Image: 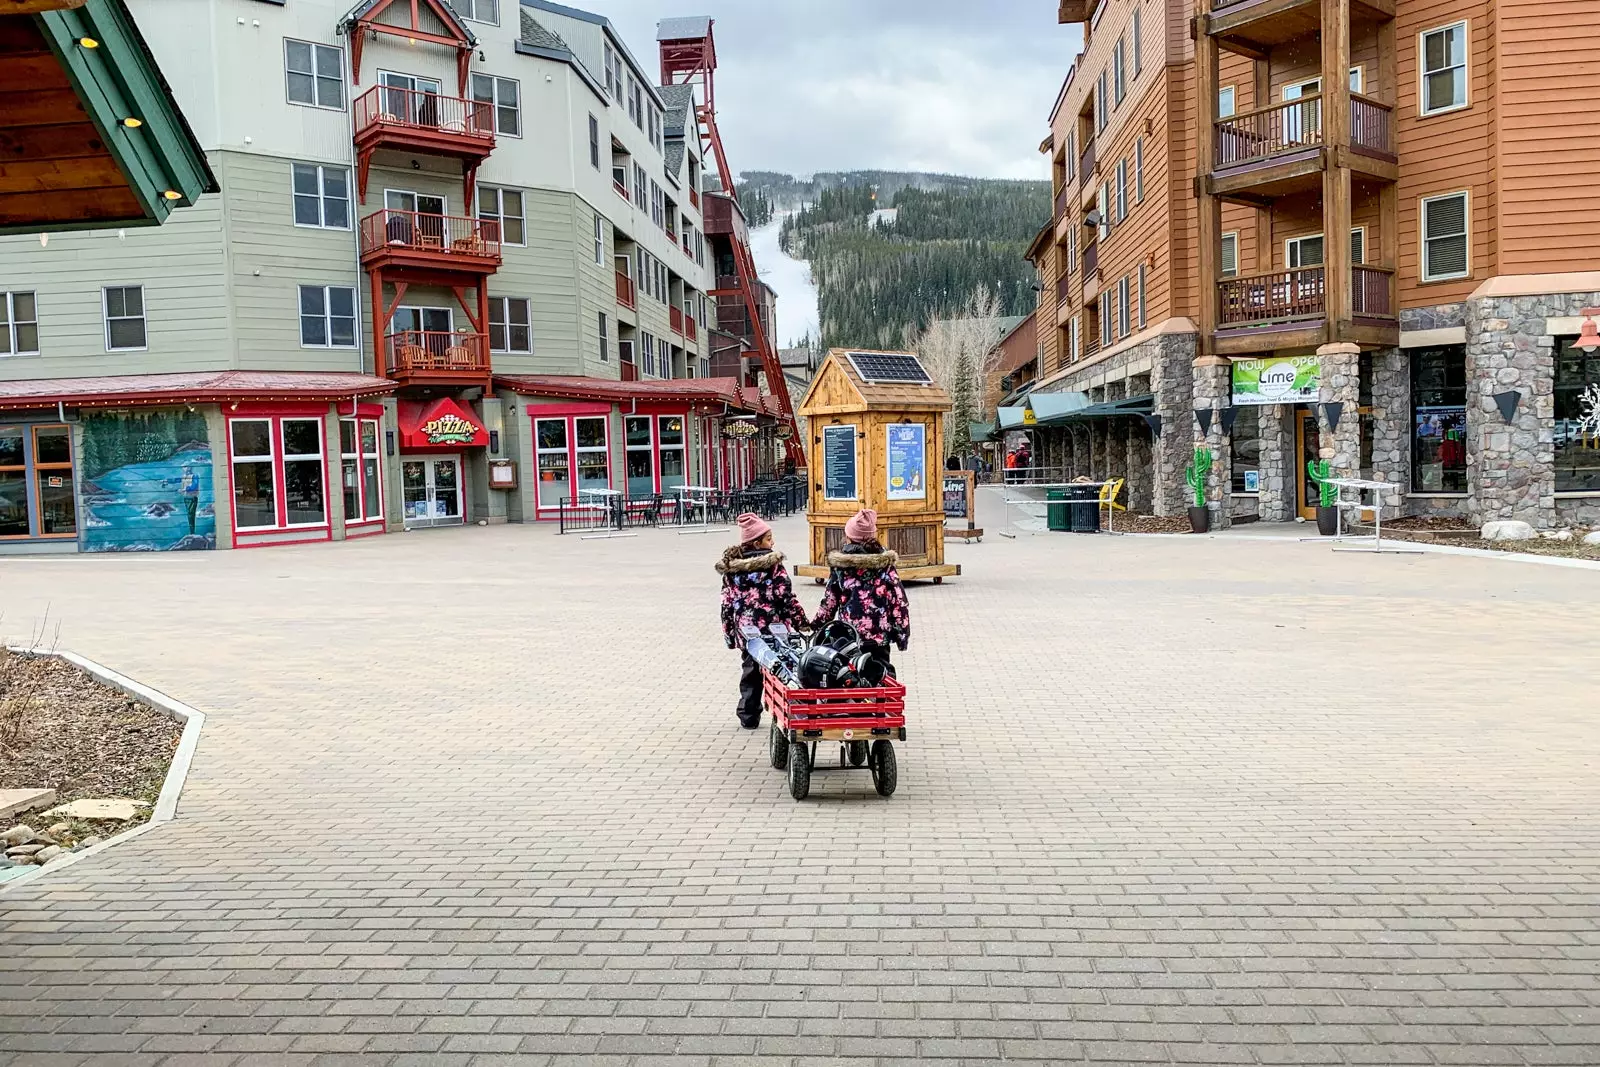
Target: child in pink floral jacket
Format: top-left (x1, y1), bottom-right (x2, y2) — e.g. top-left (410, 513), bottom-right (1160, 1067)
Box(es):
top-left (715, 512), bottom-right (808, 728)
top-left (811, 509), bottom-right (910, 673)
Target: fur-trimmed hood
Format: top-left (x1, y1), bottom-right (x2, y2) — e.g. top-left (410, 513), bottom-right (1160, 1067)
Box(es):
top-left (715, 546), bottom-right (785, 575)
top-left (826, 548), bottom-right (898, 570)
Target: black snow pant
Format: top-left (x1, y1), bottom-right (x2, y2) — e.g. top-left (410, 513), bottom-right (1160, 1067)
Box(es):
top-left (737, 652), bottom-right (764, 727)
top-left (865, 643), bottom-right (897, 680)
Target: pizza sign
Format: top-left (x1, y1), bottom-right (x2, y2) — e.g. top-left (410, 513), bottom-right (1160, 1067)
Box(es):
top-left (423, 413), bottom-right (481, 445)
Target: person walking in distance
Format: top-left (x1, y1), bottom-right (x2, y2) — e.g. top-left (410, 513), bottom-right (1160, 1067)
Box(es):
top-left (715, 512), bottom-right (809, 729)
top-left (811, 508), bottom-right (910, 677)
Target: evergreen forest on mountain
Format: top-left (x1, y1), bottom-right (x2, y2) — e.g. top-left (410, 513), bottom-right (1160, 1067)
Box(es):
top-left (735, 171), bottom-right (1050, 352)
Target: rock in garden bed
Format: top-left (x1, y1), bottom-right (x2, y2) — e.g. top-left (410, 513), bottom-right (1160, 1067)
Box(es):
top-left (0, 650), bottom-right (179, 869)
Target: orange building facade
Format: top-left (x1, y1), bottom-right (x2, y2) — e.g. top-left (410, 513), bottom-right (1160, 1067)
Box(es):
top-left (1030, 0), bottom-right (1600, 528)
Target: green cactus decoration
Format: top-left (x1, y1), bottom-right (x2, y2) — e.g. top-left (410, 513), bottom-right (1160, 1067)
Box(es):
top-left (1306, 459), bottom-right (1338, 507)
top-left (1184, 447), bottom-right (1213, 508)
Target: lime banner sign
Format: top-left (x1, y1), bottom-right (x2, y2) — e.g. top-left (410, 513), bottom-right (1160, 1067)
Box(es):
top-left (1231, 355), bottom-right (1320, 406)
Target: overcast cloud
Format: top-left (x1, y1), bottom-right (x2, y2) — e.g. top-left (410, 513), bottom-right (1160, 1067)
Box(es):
top-left (578, 1), bottom-right (1084, 181)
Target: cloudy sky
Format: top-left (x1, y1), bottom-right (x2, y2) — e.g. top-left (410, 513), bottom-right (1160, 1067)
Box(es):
top-left (584, 2), bottom-right (1084, 182)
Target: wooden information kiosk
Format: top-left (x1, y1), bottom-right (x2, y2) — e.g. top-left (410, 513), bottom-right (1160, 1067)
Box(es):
top-left (795, 349), bottom-right (960, 583)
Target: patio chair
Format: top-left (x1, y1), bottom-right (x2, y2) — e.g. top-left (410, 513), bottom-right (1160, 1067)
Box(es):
top-left (1099, 478), bottom-right (1127, 531)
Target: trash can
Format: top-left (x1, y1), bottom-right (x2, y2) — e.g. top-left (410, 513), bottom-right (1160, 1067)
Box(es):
top-left (1046, 487), bottom-right (1069, 532)
top-left (1068, 483), bottom-right (1101, 533)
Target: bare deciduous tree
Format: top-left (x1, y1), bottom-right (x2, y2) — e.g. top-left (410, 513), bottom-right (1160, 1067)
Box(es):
top-left (909, 285), bottom-right (1008, 459)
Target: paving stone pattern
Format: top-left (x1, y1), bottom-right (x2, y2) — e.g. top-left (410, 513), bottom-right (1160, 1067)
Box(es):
top-left (1, 511), bottom-right (1599, 1066)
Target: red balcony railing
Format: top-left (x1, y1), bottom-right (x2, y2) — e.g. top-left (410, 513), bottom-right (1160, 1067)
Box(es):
top-left (353, 86), bottom-right (494, 144)
top-left (1350, 94), bottom-right (1395, 158)
top-left (613, 179), bottom-right (630, 200)
top-left (1218, 267), bottom-right (1326, 326)
top-left (670, 306), bottom-right (684, 335)
top-left (689, 188), bottom-right (700, 210)
top-left (1352, 265), bottom-right (1396, 319)
top-left (616, 271), bottom-right (636, 309)
top-left (385, 330), bottom-right (491, 378)
top-left (685, 316), bottom-right (698, 342)
top-left (620, 359), bottom-right (639, 381)
top-left (359, 210), bottom-right (501, 266)
top-left (1215, 94), bottom-right (1323, 168)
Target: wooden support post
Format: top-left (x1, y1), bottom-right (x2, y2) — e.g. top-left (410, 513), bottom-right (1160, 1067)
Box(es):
top-left (1321, 0), bottom-right (1353, 337)
top-left (1195, 4), bottom-right (1221, 355)
top-left (370, 269), bottom-right (386, 378)
top-left (1377, 17), bottom-right (1396, 106)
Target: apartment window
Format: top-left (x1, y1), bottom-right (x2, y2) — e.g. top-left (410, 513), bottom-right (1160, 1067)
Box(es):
top-left (1218, 86), bottom-right (1236, 118)
top-left (470, 74), bottom-right (520, 136)
top-left (230, 417), bottom-right (326, 531)
top-left (340, 418), bottom-right (384, 524)
top-left (1095, 72), bottom-right (1109, 131)
top-left (477, 185), bottom-right (524, 246)
top-left (651, 181), bottom-right (664, 228)
top-left (588, 115), bottom-right (600, 169)
top-left (636, 251), bottom-right (649, 301)
top-left (625, 415), bottom-right (654, 496)
top-left (298, 285), bottom-right (356, 348)
top-left (1413, 346), bottom-right (1467, 492)
top-left (1134, 138), bottom-right (1144, 203)
top-left (291, 163), bottom-right (350, 229)
top-left (1137, 264), bottom-right (1147, 328)
top-left (1420, 22), bottom-right (1468, 116)
top-left (633, 163), bottom-right (647, 207)
top-left (0, 424), bottom-right (76, 538)
top-left (1115, 159), bottom-right (1128, 221)
top-left (593, 214), bottom-right (605, 264)
top-left (1113, 37), bottom-right (1127, 105)
top-left (103, 285), bottom-right (145, 351)
top-left (641, 331), bottom-right (656, 376)
top-left (648, 107), bottom-right (661, 150)
top-left (598, 312), bottom-right (609, 362)
top-left (629, 77), bottom-right (644, 130)
top-left (1350, 227), bottom-right (1365, 265)
top-left (284, 39), bottom-right (342, 110)
top-left (1132, 7), bottom-right (1143, 76)
top-left (695, 231), bottom-right (705, 265)
top-left (619, 339), bottom-right (635, 368)
top-left (1067, 225), bottom-right (1078, 271)
top-left (1, 292), bottom-right (38, 356)
top-left (1100, 291), bottom-right (1113, 346)
top-left (1230, 405), bottom-right (1260, 493)
top-left (1221, 232), bottom-right (1239, 277)
top-left (456, 0), bottom-right (498, 23)
top-left (1117, 275), bottom-right (1131, 337)
top-left (1070, 315), bottom-right (1081, 362)
top-left (1421, 191), bottom-right (1469, 281)
top-left (658, 337), bottom-right (673, 379)
top-left (603, 45), bottom-right (622, 100)
top-left (1064, 131), bottom-right (1076, 183)
top-left (1286, 234), bottom-right (1325, 269)
top-left (488, 297), bottom-right (531, 353)
top-left (1555, 338), bottom-right (1600, 492)
top-left (1097, 184), bottom-right (1109, 241)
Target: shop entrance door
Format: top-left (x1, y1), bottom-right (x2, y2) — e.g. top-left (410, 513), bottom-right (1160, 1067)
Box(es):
top-left (401, 456), bottom-right (464, 528)
top-left (1294, 407), bottom-right (1321, 520)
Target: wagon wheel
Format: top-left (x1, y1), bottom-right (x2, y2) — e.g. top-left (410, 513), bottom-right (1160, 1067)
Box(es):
top-left (813, 577), bottom-right (824, 586)
top-left (787, 742), bottom-right (811, 800)
top-left (933, 577), bottom-right (943, 585)
top-left (769, 721), bottom-right (789, 770)
top-left (869, 740), bottom-right (897, 797)
top-left (848, 740), bottom-right (869, 767)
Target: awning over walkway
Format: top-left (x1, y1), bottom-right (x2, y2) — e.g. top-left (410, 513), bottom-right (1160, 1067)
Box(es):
top-left (1035, 393), bottom-right (1155, 426)
top-left (997, 405), bottom-right (1027, 430)
top-left (969, 421), bottom-right (997, 444)
top-left (1027, 391), bottom-right (1091, 421)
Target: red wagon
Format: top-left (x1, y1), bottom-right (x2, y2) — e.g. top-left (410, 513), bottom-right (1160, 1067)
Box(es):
top-left (762, 667), bottom-right (906, 800)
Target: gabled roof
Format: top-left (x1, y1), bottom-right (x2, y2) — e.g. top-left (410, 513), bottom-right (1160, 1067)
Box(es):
top-left (339, 0), bottom-right (477, 46)
top-left (516, 9), bottom-right (606, 105)
top-left (799, 349), bottom-right (952, 416)
top-left (659, 83), bottom-right (695, 137)
top-left (523, 0), bottom-right (665, 110)
top-left (657, 16), bottom-right (712, 41)
top-left (664, 142), bottom-right (686, 180)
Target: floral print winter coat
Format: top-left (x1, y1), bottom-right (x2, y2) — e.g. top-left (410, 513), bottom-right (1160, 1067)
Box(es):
top-left (715, 545), bottom-right (810, 649)
top-left (812, 543), bottom-right (911, 651)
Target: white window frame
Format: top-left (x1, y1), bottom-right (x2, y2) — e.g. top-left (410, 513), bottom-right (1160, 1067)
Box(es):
top-left (230, 419), bottom-right (277, 531)
top-left (477, 185), bottom-right (524, 247)
top-left (1097, 183), bottom-right (1109, 241)
top-left (1137, 264), bottom-right (1147, 328)
top-left (1218, 85), bottom-right (1236, 118)
top-left (1284, 229), bottom-right (1365, 269)
top-left (1420, 190), bottom-right (1471, 282)
top-left (1115, 159), bottom-right (1128, 221)
top-left (598, 311), bottom-right (609, 362)
top-left (1096, 71), bottom-right (1109, 131)
top-left (1, 291), bottom-right (39, 356)
top-left (102, 285), bottom-right (146, 352)
top-left (488, 296), bottom-right (532, 353)
top-left (1132, 7), bottom-right (1143, 77)
top-left (593, 213), bottom-right (605, 265)
top-left (1419, 21), bottom-right (1469, 117)
top-left (588, 114), bottom-right (600, 169)
top-left (1221, 232), bottom-right (1239, 278)
top-left (284, 38), bottom-right (343, 111)
top-left (1070, 314), bottom-right (1081, 362)
top-left (298, 284), bottom-right (357, 349)
top-left (1113, 37), bottom-right (1127, 106)
top-left (1100, 291), bottom-right (1113, 347)
top-left (1118, 275), bottom-right (1131, 337)
top-left (1134, 138), bottom-right (1144, 203)
top-left (470, 74), bottom-right (521, 137)
top-left (456, 0), bottom-right (498, 25)
top-left (1285, 233), bottom-right (1325, 269)
top-left (279, 418), bottom-right (327, 529)
top-left (291, 163), bottom-right (350, 230)
top-left (339, 417), bottom-right (384, 524)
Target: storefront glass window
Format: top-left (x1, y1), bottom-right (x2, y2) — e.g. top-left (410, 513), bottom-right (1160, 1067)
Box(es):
top-left (625, 416), bottom-right (654, 497)
top-left (1556, 338), bottom-right (1600, 492)
top-left (1230, 406), bottom-right (1260, 493)
top-left (0, 428), bottom-right (27, 536)
top-left (1411, 346), bottom-right (1467, 493)
top-left (658, 415), bottom-right (686, 491)
top-left (360, 421), bottom-right (382, 520)
top-left (341, 417), bottom-right (383, 523)
top-left (535, 417), bottom-right (569, 507)
top-left (32, 426), bottom-right (75, 535)
top-left (575, 416), bottom-right (609, 493)
top-left (230, 419), bottom-right (276, 529)
top-left (281, 419), bottom-right (325, 526)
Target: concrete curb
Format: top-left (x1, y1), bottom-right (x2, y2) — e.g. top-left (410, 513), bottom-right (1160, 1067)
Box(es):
top-left (1, 648), bottom-right (205, 892)
top-left (1115, 530), bottom-right (1600, 569)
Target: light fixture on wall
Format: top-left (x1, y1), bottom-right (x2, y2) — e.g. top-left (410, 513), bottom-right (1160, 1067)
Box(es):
top-left (1574, 308), bottom-right (1600, 352)
top-left (122, 117), bottom-right (143, 128)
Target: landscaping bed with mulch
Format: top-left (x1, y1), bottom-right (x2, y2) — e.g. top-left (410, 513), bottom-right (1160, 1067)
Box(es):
top-left (1119, 512), bottom-right (1195, 534)
top-left (1, 650), bottom-right (179, 871)
top-left (1362, 516), bottom-right (1600, 560)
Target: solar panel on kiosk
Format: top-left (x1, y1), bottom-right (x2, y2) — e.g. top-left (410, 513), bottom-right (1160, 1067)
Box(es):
top-left (846, 351), bottom-right (932, 384)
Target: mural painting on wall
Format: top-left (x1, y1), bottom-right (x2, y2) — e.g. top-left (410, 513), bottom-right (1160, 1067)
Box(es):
top-left (79, 411), bottom-right (215, 551)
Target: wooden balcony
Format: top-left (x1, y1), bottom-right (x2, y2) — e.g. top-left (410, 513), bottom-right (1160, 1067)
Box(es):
top-left (1208, 0), bottom-right (1396, 52)
top-left (616, 271), bottom-right (636, 310)
top-left (359, 210), bottom-right (501, 275)
top-left (1081, 240), bottom-right (1099, 276)
top-left (621, 360), bottom-right (640, 381)
top-left (670, 306), bottom-right (685, 335)
top-left (1215, 95), bottom-right (1323, 169)
top-left (1215, 265), bottom-right (1398, 353)
top-left (1352, 265), bottom-right (1396, 319)
top-left (1054, 184), bottom-right (1070, 220)
top-left (689, 188), bottom-right (700, 210)
top-left (1350, 94), bottom-right (1396, 160)
top-left (1059, 0), bottom-right (1091, 22)
top-left (1079, 139), bottom-right (1096, 182)
top-left (1056, 273), bottom-right (1071, 302)
top-left (384, 330), bottom-right (491, 384)
top-left (1220, 266), bottom-right (1326, 327)
top-left (685, 315), bottom-right (698, 342)
top-left (352, 87), bottom-right (493, 199)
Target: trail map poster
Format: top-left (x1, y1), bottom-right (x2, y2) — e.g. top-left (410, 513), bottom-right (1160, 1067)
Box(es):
top-left (822, 425), bottom-right (857, 500)
top-left (885, 423), bottom-right (927, 501)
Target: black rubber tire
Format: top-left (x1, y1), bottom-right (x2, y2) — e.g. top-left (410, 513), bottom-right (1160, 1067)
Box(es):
top-left (870, 740), bottom-right (897, 797)
top-left (787, 742), bottom-right (811, 800)
top-left (848, 740), bottom-right (869, 767)
top-left (933, 577), bottom-right (943, 584)
top-left (769, 721), bottom-right (789, 770)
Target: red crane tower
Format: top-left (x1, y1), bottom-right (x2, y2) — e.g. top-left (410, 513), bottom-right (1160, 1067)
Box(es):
top-left (658, 17), bottom-right (805, 469)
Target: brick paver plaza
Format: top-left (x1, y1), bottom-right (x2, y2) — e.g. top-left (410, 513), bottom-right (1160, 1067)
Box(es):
top-left (2, 509), bottom-right (1599, 1066)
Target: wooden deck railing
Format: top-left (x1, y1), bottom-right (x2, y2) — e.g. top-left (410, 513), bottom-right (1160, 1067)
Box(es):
top-left (1215, 94), bottom-right (1322, 167)
top-left (1055, 184), bottom-right (1070, 220)
top-left (685, 315), bottom-right (698, 342)
top-left (1056, 274), bottom-right (1070, 302)
top-left (615, 272), bottom-right (636, 309)
top-left (670, 306), bottom-right (684, 334)
top-left (359, 210), bottom-right (500, 261)
top-left (1079, 138), bottom-right (1096, 180)
top-left (1218, 266), bottom-right (1326, 325)
top-left (1352, 265), bottom-right (1396, 318)
top-left (1082, 240), bottom-right (1099, 276)
top-left (385, 331), bottom-right (491, 376)
top-left (353, 86), bottom-right (494, 142)
top-left (1350, 94), bottom-right (1395, 157)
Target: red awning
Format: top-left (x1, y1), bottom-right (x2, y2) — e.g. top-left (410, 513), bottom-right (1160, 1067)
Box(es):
top-left (397, 397), bottom-right (487, 451)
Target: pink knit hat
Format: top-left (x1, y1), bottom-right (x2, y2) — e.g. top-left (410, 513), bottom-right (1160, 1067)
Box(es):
top-left (844, 508), bottom-right (877, 542)
top-left (736, 511), bottom-right (771, 544)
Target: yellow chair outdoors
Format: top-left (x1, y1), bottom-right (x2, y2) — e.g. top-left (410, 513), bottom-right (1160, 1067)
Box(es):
top-left (1099, 478), bottom-right (1126, 532)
